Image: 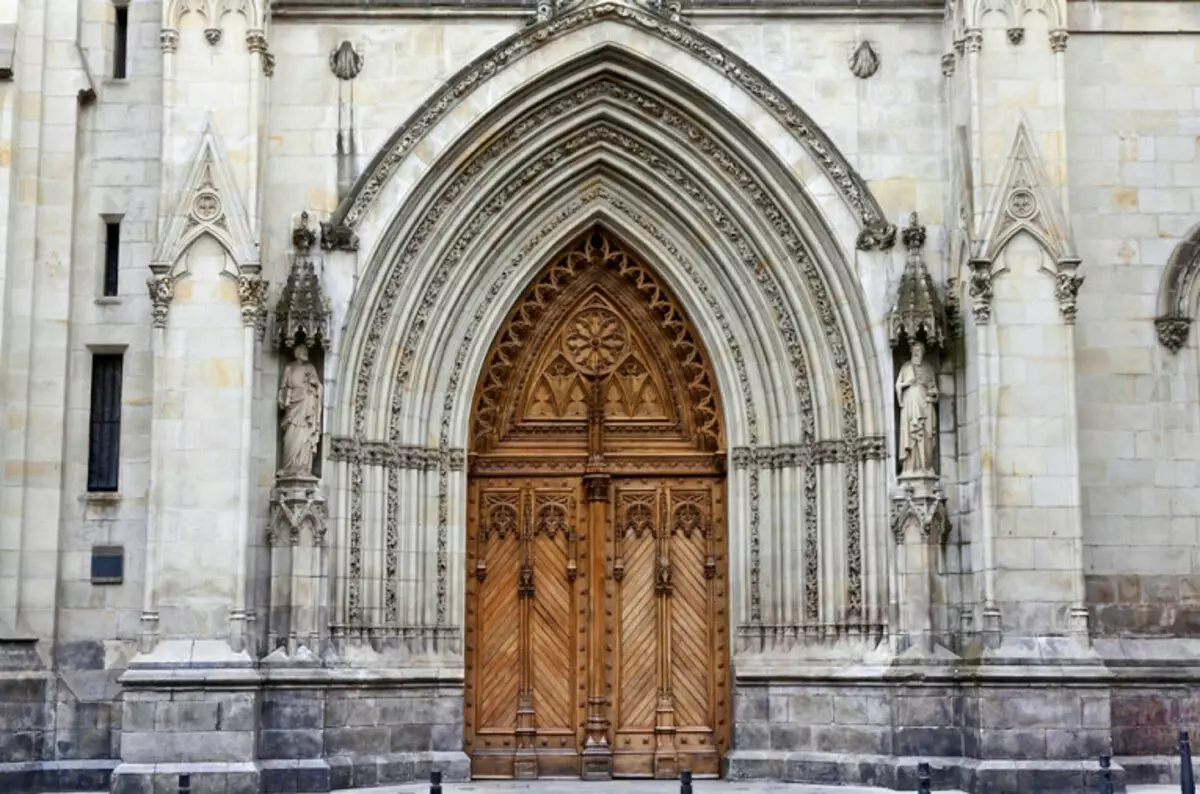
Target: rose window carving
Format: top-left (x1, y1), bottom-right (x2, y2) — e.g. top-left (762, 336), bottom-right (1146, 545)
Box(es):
top-left (563, 307), bottom-right (628, 375)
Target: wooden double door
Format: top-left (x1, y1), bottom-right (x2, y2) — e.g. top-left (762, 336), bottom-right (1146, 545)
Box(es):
top-left (465, 474), bottom-right (729, 779)
top-left (464, 228), bottom-right (731, 779)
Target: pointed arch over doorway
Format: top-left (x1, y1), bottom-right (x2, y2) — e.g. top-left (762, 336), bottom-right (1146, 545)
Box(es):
top-left (322, 38), bottom-right (890, 670)
top-left (464, 228), bottom-right (729, 779)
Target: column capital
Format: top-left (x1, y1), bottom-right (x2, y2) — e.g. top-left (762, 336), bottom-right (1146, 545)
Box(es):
top-left (1049, 28), bottom-right (1069, 53)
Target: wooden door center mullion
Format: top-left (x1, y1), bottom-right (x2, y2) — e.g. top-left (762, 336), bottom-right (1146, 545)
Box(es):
top-left (513, 488), bottom-right (537, 778)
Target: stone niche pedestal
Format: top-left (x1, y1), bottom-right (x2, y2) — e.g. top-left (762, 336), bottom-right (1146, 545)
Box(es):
top-left (890, 474), bottom-right (951, 654)
top-left (266, 475), bottom-right (328, 657)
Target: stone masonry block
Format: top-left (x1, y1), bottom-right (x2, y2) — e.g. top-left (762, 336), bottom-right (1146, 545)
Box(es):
top-left (833, 694), bottom-right (891, 726)
top-left (262, 694), bottom-right (324, 730)
top-left (734, 689), bottom-right (767, 723)
top-left (390, 723), bottom-right (432, 753)
top-left (325, 726), bottom-right (389, 755)
top-left (788, 693), bottom-right (833, 724)
top-left (156, 701), bottom-right (219, 732)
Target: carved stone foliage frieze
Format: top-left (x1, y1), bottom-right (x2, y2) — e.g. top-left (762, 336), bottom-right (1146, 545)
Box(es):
top-left (327, 437), bottom-right (467, 472)
top-left (536, 0), bottom-right (686, 24)
top-left (326, 0), bottom-right (892, 248)
top-left (275, 214), bottom-right (332, 351)
top-left (1155, 223), bottom-right (1200, 353)
top-left (731, 437), bottom-right (887, 469)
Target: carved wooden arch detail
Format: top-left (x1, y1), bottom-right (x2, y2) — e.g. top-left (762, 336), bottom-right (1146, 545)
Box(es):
top-left (470, 228), bottom-right (724, 458)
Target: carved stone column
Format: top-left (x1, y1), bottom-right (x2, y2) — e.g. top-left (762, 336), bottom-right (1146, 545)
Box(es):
top-left (967, 256), bottom-right (1001, 644)
top-left (232, 272), bottom-right (267, 652)
top-left (139, 272), bottom-right (176, 650)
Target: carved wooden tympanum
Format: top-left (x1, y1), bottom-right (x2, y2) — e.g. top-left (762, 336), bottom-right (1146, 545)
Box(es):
top-left (465, 229), bottom-right (729, 780)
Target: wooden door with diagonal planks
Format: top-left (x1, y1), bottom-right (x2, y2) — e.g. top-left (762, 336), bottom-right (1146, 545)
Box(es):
top-left (466, 478), bottom-right (587, 778)
top-left (464, 229), bottom-right (729, 779)
top-left (609, 478), bottom-right (728, 778)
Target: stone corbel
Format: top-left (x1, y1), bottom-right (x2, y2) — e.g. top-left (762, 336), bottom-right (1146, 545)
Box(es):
top-left (1049, 29), bottom-right (1069, 53)
top-left (1053, 258), bottom-right (1084, 325)
top-left (320, 221), bottom-right (359, 252)
top-left (1155, 316), bottom-right (1192, 353)
top-left (967, 258), bottom-right (993, 325)
top-left (1006, 28), bottom-right (1024, 46)
top-left (856, 216), bottom-right (898, 252)
top-left (146, 271), bottom-right (176, 329)
top-left (160, 29), bottom-right (179, 54)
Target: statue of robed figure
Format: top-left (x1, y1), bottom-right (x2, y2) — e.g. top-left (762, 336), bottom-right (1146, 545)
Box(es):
top-left (278, 343), bottom-right (323, 478)
top-left (895, 340), bottom-right (938, 476)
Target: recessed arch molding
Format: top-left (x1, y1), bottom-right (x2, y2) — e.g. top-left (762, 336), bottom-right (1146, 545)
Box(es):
top-left (322, 47), bottom-right (890, 660)
top-left (322, 1), bottom-right (897, 252)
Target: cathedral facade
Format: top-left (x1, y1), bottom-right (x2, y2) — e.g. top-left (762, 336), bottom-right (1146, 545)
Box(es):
top-left (1, 0), bottom-right (1198, 791)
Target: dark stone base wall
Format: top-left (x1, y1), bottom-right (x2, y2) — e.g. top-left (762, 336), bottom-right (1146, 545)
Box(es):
top-left (258, 686), bottom-right (468, 792)
top-left (727, 677), bottom-right (1120, 794)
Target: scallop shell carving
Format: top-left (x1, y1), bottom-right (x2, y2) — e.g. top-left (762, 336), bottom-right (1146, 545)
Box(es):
top-left (849, 41), bottom-right (880, 79)
top-left (330, 41), bottom-right (364, 81)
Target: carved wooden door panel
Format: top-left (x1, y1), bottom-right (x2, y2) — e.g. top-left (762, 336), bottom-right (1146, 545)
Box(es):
top-left (465, 229), bottom-right (730, 780)
top-left (610, 478), bottom-right (728, 778)
top-left (465, 477), bottom-right (587, 779)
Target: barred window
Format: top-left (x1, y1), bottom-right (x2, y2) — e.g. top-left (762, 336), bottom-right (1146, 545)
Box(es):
top-left (87, 354), bottom-right (123, 492)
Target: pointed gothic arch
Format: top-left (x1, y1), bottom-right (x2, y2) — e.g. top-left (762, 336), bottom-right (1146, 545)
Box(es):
top-left (322, 36), bottom-right (891, 662)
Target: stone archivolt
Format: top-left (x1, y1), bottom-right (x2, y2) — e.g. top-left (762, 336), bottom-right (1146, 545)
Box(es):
top-left (327, 59), bottom-right (888, 649)
top-left (328, 5), bottom-right (893, 249)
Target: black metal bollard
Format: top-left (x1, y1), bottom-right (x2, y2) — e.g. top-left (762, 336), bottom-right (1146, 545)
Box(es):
top-left (680, 769), bottom-right (693, 794)
top-left (918, 761), bottom-right (932, 794)
top-left (1183, 731), bottom-right (1196, 794)
top-left (430, 769), bottom-right (443, 794)
top-left (1099, 755), bottom-right (1113, 794)
top-left (178, 774), bottom-right (191, 794)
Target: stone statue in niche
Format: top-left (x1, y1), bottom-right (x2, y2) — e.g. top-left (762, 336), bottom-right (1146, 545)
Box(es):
top-left (278, 343), bottom-right (323, 479)
top-left (895, 340), bottom-right (939, 476)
